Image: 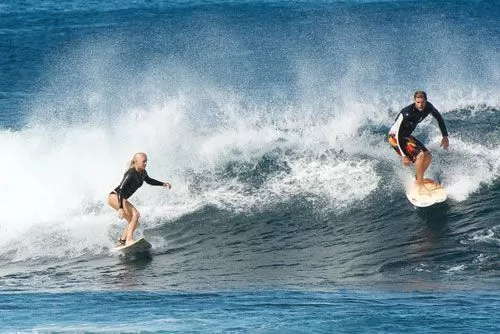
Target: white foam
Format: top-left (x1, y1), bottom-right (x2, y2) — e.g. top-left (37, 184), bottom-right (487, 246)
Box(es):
top-left (4, 86), bottom-right (499, 261)
top-left (438, 137), bottom-right (500, 201)
top-left (2, 28), bottom-right (499, 261)
top-left (444, 265), bottom-right (466, 274)
top-left (270, 157), bottom-right (380, 210)
top-left (469, 226), bottom-right (500, 246)
top-left (1, 92), bottom-right (383, 256)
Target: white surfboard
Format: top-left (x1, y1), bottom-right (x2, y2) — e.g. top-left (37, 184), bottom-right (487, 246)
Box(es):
top-left (405, 179), bottom-right (447, 207)
top-left (113, 237), bottom-right (152, 254)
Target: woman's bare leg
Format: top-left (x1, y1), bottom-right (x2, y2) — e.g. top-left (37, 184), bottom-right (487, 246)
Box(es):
top-left (108, 194), bottom-right (140, 245)
top-left (123, 200), bottom-right (140, 245)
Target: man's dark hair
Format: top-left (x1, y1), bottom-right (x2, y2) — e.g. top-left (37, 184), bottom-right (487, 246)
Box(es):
top-left (414, 90), bottom-right (427, 100)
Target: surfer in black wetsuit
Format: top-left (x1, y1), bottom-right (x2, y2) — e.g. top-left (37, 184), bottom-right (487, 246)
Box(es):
top-left (388, 91), bottom-right (449, 194)
top-left (108, 152), bottom-right (171, 246)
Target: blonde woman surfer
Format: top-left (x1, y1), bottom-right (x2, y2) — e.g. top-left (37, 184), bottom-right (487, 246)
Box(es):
top-left (108, 153), bottom-right (171, 246)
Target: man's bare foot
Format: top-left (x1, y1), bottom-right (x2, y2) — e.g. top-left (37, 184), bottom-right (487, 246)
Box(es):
top-left (416, 183), bottom-right (432, 195)
top-left (423, 178), bottom-right (441, 189)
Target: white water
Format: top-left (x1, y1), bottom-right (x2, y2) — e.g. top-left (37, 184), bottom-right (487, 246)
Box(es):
top-left (1, 29), bottom-right (499, 261)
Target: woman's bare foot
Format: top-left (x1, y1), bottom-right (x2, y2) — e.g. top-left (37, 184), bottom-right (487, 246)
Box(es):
top-left (125, 239), bottom-right (136, 246)
top-left (115, 239), bottom-right (126, 247)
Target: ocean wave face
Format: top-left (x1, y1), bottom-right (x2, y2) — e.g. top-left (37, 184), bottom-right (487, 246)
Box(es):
top-left (0, 0), bottom-right (499, 294)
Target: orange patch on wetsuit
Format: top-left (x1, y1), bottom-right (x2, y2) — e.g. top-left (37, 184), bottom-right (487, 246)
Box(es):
top-left (388, 133), bottom-right (402, 156)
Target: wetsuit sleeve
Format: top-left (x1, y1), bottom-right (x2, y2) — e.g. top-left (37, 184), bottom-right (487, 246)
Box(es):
top-left (394, 112), bottom-right (411, 158)
top-left (429, 104), bottom-right (448, 137)
top-left (117, 172), bottom-right (131, 209)
top-left (144, 171), bottom-right (164, 186)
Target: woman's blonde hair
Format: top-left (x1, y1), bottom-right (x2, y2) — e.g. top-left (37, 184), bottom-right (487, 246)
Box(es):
top-left (128, 152), bottom-right (147, 169)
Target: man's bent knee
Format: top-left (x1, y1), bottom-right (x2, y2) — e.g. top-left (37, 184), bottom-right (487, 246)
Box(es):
top-left (416, 151), bottom-right (431, 161)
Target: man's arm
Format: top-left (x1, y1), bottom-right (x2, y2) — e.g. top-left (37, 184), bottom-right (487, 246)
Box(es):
top-left (428, 103), bottom-right (448, 137)
top-left (428, 103), bottom-right (449, 149)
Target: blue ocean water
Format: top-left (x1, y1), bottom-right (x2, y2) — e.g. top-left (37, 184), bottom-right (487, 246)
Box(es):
top-left (1, 0), bottom-right (499, 332)
top-left (1, 290), bottom-right (498, 332)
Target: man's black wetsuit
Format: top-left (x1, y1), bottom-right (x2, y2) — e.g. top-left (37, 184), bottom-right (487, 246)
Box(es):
top-left (389, 102), bottom-right (448, 159)
top-left (112, 168), bottom-right (163, 209)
